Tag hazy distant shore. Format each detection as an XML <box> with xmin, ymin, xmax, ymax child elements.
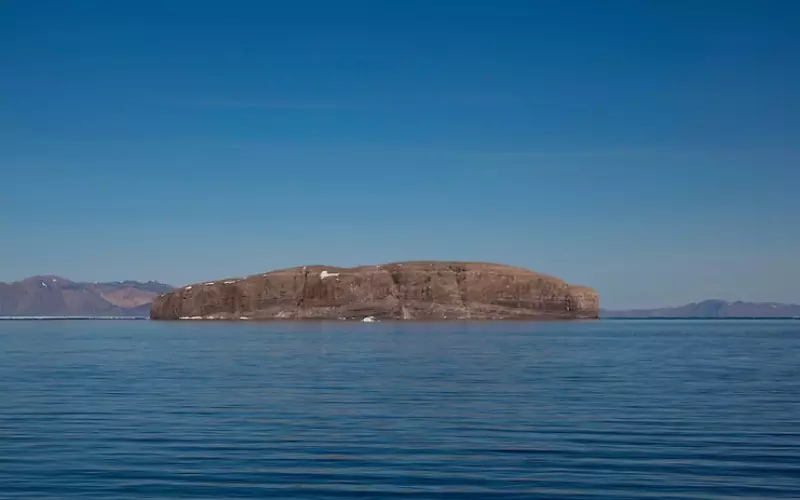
<box><xmin>1</xmin><ymin>316</ymin><xmax>797</xmax><ymax>322</ymax></box>
<box><xmin>0</xmin><ymin>316</ymin><xmax>148</xmax><ymax>321</ymax></box>
<box><xmin>601</xmin><ymin>316</ymin><xmax>799</xmax><ymax>320</ymax></box>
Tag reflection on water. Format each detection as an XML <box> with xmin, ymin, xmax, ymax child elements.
<box><xmin>1</xmin><ymin>320</ymin><xmax>799</xmax><ymax>499</ymax></box>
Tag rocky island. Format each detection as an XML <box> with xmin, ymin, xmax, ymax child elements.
<box><xmin>150</xmin><ymin>261</ymin><xmax>598</xmax><ymax>321</ymax></box>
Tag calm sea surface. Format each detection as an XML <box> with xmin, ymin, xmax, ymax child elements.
<box><xmin>0</xmin><ymin>320</ymin><xmax>798</xmax><ymax>499</ymax></box>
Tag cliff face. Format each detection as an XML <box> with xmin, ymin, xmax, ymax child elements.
<box><xmin>150</xmin><ymin>261</ymin><xmax>598</xmax><ymax>321</ymax></box>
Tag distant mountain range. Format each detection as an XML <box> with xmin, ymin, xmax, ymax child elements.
<box><xmin>601</xmin><ymin>299</ymin><xmax>800</xmax><ymax>318</ymax></box>
<box><xmin>2</xmin><ymin>279</ymin><xmax>797</xmax><ymax>320</ymax></box>
<box><xmin>0</xmin><ymin>276</ymin><xmax>173</xmax><ymax>317</ymax></box>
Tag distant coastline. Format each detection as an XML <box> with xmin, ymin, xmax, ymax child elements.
<box><xmin>602</xmin><ymin>316</ymin><xmax>800</xmax><ymax>320</ymax></box>
<box><xmin>0</xmin><ymin>276</ymin><xmax>173</xmax><ymax>318</ymax></box>
<box><xmin>1</xmin><ymin>316</ymin><xmax>797</xmax><ymax>322</ymax></box>
<box><xmin>0</xmin><ymin>316</ymin><xmax>148</xmax><ymax>321</ymax></box>
<box><xmin>600</xmin><ymin>299</ymin><xmax>800</xmax><ymax>319</ymax></box>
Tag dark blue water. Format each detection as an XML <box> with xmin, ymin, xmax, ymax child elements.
<box><xmin>1</xmin><ymin>320</ymin><xmax>798</xmax><ymax>499</ymax></box>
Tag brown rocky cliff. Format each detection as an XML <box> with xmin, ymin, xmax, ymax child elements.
<box><xmin>150</xmin><ymin>261</ymin><xmax>599</xmax><ymax>320</ymax></box>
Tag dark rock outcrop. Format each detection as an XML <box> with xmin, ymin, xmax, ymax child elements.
<box><xmin>151</xmin><ymin>262</ymin><xmax>598</xmax><ymax>321</ymax></box>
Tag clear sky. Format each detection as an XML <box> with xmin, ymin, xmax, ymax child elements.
<box><xmin>2</xmin><ymin>0</ymin><xmax>798</xmax><ymax>309</ymax></box>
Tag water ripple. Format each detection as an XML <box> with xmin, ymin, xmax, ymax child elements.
<box><xmin>1</xmin><ymin>320</ymin><xmax>799</xmax><ymax>499</ymax></box>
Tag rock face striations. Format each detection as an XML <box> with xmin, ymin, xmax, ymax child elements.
<box><xmin>150</xmin><ymin>262</ymin><xmax>598</xmax><ymax>321</ymax></box>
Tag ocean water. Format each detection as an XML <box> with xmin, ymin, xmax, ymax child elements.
<box><xmin>0</xmin><ymin>320</ymin><xmax>798</xmax><ymax>499</ymax></box>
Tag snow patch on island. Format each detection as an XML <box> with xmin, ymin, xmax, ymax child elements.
<box><xmin>320</xmin><ymin>270</ymin><xmax>339</xmax><ymax>279</ymax></box>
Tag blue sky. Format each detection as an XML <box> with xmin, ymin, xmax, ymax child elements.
<box><xmin>2</xmin><ymin>0</ymin><xmax>798</xmax><ymax>309</ymax></box>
